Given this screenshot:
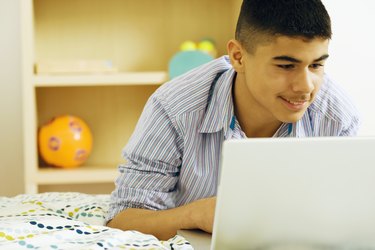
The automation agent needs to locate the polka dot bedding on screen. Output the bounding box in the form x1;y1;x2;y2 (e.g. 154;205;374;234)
0;192;193;249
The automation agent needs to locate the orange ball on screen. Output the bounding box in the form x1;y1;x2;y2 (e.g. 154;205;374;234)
38;115;93;168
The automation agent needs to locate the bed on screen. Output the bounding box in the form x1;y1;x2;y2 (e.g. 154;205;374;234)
0;192;193;249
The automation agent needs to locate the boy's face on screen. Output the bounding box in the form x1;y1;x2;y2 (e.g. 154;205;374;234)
236;36;329;124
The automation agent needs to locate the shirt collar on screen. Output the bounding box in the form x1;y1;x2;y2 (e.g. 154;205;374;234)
275;110;315;138
295;109;314;137
198;66;236;135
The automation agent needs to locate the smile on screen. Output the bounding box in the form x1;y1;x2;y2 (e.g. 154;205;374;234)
284;98;308;105
280;97;309;111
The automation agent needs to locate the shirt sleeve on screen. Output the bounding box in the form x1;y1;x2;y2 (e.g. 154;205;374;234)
106;93;183;223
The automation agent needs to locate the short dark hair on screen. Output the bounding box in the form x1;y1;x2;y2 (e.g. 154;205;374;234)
235;0;332;53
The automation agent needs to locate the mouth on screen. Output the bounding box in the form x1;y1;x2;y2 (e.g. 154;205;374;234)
280;96;310;111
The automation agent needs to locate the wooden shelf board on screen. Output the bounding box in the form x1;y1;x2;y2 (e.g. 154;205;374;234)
34;166;119;185
33;71;168;87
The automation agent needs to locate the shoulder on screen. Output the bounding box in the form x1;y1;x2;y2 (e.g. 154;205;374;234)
151;56;232;117
309;74;360;128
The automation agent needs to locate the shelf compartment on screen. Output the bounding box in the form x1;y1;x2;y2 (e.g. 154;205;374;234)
34;0;241;72
36;85;159;168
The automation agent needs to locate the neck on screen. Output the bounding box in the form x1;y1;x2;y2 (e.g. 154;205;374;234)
233;74;282;138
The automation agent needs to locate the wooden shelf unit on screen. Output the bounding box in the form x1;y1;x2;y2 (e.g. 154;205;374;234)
21;0;242;194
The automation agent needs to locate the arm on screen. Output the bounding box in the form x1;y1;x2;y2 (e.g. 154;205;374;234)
107;94;214;240
107;196;216;240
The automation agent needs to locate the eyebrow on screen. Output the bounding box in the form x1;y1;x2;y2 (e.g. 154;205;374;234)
272;54;329;63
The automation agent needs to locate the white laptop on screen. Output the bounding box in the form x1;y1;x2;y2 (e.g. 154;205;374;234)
211;136;375;250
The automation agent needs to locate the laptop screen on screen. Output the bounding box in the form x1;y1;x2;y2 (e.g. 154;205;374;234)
211;137;375;250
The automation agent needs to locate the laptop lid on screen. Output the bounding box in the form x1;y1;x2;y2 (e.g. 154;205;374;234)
211;137;375;250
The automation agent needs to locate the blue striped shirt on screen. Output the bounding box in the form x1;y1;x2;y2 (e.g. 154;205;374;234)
107;56;360;222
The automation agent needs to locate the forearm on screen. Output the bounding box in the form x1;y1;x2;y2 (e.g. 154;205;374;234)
107;197;215;240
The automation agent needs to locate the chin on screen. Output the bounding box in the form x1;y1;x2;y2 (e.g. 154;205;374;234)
278;111;306;123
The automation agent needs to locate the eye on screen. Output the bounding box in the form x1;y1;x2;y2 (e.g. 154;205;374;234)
277;64;295;70
310;63;324;69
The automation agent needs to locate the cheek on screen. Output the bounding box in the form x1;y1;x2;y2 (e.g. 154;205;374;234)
245;65;289;96
265;69;291;92
312;73;325;91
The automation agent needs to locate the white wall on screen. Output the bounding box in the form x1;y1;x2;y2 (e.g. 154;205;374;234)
0;0;24;196
323;0;375;136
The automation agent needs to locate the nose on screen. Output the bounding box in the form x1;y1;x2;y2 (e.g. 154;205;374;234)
291;68;315;93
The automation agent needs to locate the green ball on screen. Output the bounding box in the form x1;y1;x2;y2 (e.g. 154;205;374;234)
198;40;215;52
180;40;197;51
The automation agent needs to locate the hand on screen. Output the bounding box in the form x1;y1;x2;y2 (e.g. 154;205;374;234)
189;196;216;233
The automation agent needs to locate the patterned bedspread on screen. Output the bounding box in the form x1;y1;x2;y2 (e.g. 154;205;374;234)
0;192;193;249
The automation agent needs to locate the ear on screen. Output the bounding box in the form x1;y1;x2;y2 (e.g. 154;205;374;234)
227;39;245;73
